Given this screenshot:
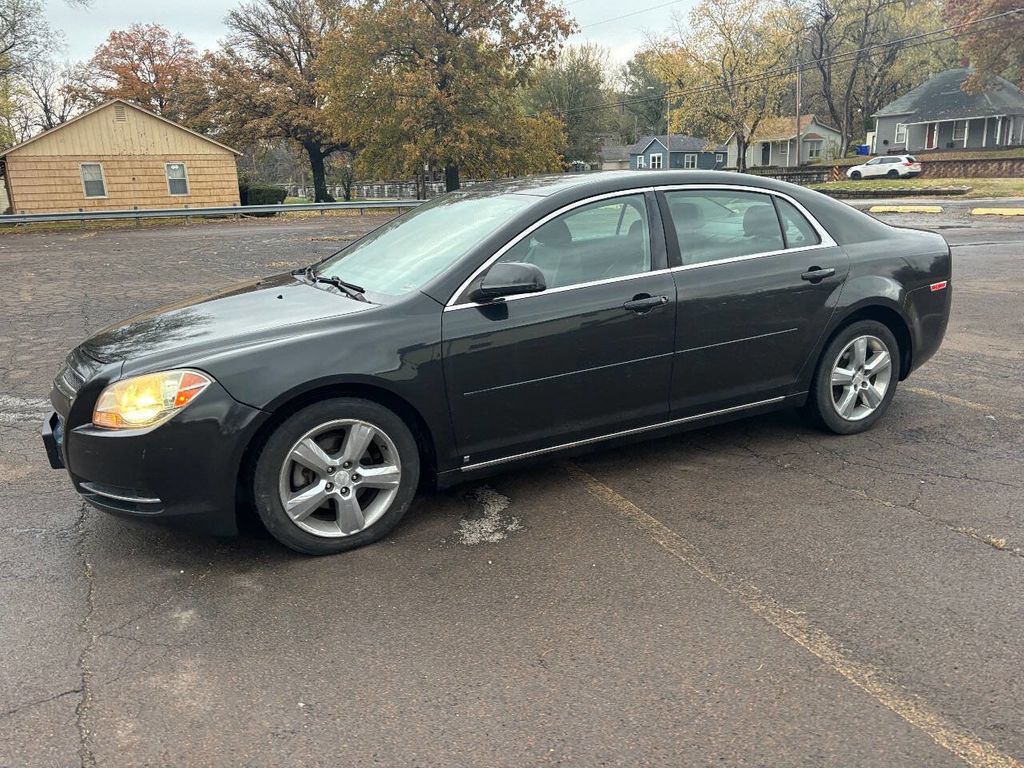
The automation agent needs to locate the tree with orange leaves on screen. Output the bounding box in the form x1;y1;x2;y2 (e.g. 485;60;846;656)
88;23;204;124
944;0;1023;88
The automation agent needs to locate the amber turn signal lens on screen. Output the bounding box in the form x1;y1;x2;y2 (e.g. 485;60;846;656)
92;370;212;430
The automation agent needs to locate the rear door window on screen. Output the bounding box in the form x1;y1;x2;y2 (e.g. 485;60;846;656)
664;190;784;265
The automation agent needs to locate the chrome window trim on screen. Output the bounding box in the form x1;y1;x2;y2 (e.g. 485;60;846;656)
671;242;827;273
655;183;837;249
444;187;657;311
443;182;838;311
459;395;789;471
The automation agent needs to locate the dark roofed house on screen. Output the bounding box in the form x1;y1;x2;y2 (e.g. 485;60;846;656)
872;68;1024;153
629;135;725;171
598;136;630;170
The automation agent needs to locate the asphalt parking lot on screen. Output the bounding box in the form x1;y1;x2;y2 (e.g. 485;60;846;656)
1;208;1022;767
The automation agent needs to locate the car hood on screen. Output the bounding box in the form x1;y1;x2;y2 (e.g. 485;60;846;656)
81;272;374;370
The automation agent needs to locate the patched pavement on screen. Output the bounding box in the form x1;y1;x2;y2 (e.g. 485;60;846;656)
1;213;1022;767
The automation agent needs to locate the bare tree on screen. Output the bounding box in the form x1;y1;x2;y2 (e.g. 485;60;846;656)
0;0;52;76
208;0;349;201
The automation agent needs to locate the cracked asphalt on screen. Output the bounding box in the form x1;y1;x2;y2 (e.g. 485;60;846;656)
0;210;1022;767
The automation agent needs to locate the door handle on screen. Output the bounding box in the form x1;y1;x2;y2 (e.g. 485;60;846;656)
623;294;668;313
801;266;836;282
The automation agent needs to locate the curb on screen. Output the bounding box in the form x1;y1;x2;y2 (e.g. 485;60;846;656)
869;205;943;214
970;208;1024;216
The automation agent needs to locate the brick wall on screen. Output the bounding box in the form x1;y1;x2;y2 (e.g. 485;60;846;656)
916;157;1024;178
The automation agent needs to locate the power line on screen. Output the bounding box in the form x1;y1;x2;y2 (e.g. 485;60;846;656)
546;8;1023;118
578;0;685;29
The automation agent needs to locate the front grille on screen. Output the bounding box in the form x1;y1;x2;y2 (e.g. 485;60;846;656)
54;359;86;399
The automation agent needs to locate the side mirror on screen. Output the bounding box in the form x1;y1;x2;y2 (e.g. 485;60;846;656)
468;262;546;303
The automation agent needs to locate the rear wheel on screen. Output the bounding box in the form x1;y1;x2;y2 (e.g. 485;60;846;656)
253;397;420;555
804;320;901;435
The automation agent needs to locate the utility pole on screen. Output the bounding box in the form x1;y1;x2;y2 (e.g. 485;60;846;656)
794;46;802;168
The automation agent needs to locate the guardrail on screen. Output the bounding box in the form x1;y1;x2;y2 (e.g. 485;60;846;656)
0;200;422;227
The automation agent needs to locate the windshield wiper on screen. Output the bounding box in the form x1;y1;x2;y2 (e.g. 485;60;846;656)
301;266;368;302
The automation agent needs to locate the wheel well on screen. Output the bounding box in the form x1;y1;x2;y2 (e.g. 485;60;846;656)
826;305;913;380
234;384;438;531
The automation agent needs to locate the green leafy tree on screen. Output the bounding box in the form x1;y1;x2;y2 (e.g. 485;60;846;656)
321;0;574;191
523;44;610;166
619;51;669;140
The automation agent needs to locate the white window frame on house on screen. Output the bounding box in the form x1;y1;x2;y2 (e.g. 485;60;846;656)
165;162;190;196
806;140;823;160
683;153;697;169
636;156;646;169
80;163;107;199
952;120;967;146
650;153;663;169
894;123;907;145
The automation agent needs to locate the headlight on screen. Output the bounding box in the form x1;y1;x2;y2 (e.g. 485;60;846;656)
92;369;212;430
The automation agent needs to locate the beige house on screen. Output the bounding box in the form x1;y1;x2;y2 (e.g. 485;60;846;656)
726;115;842;168
0;99;241;214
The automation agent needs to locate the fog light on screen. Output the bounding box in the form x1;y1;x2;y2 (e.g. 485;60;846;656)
93;370;212;430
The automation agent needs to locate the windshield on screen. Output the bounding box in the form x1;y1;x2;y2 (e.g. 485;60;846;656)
316;192;533;297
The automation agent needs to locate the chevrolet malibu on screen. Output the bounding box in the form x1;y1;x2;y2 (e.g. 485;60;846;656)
42;171;951;555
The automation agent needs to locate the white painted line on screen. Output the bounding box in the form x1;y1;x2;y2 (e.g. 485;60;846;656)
905;387;1021;420
566;463;1023;768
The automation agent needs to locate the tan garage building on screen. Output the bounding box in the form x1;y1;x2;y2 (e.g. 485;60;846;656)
0;99;241;214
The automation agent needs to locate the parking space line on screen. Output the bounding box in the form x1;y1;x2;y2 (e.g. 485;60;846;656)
566;462;1023;768
905;387;1021;420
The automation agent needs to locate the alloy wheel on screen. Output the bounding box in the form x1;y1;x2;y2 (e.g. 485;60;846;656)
277;419;402;538
829;335;893;421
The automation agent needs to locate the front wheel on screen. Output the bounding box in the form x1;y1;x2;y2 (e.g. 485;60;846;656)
804;320;901;435
253;397;420;555
850;170;862;180
887;169;899;178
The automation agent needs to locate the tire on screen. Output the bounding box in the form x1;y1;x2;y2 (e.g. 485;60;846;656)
253;397;420;555
887;169;899;178
803;320;901;435
850;170;862;180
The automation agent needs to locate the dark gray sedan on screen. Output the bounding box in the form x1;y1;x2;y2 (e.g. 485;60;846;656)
43;171;952;554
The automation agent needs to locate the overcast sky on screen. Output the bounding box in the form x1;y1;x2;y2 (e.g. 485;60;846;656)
44;0;697;68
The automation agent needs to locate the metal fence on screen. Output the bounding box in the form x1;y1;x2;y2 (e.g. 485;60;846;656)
0;200;422;227
740;167;835;185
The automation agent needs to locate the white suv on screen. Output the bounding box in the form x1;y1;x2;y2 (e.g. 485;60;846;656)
847;155;922;180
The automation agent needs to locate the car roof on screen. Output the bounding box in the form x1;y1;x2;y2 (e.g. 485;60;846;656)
460;170;787;199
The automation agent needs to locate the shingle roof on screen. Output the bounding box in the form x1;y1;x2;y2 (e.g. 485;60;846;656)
599;137;630;163
873;68;1024;121
628;135;712;154
751;115;836;142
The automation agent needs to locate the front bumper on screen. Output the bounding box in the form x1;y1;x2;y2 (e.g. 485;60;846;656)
43;381;268;536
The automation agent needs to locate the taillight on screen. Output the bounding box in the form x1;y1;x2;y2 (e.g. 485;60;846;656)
902;162;913;166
